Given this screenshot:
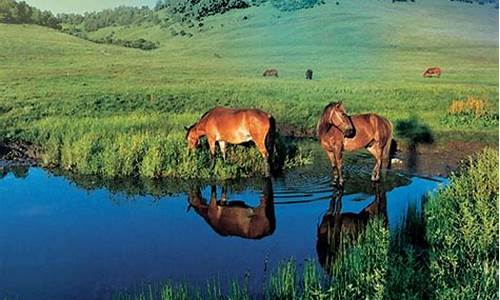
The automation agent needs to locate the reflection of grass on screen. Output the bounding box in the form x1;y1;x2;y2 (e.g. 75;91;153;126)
113;148;498;300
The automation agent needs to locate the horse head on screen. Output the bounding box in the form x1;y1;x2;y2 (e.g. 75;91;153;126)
185;124;200;150
325;102;354;137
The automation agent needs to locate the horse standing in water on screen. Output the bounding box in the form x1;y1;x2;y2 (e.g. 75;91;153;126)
317;102;393;185
186;107;275;177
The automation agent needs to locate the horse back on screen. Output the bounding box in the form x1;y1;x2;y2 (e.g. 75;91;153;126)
345;114;392;150
203;107;273;143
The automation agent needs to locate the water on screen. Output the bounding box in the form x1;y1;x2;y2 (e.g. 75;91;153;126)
0;162;446;300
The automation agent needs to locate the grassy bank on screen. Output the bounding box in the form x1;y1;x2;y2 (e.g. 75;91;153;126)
0;0;497;178
19;113;312;179
112;148;498;299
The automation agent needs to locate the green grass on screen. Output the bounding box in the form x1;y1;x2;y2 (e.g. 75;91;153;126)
18;113;311;179
425;148;499;299
0;0;498;178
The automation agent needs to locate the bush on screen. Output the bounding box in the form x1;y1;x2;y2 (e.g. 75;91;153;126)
425;148;499;299
269;0;324;11
442;97;498;129
161;0;250;21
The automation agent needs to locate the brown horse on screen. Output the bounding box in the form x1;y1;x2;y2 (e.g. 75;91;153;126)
186;107;275;176
263;69;279;77
422;67;441;78
187;179;275;239
317;102;393;184
316;184;387;272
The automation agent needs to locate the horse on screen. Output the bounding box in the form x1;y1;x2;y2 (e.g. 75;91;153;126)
187;179;275;239
263;69;279;77
185;107;276;177
317;102;393;185
316;183;387;272
422;67;441;78
306;69;312;80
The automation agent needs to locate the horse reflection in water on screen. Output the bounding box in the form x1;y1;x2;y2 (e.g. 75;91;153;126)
316;183;387;272
187;179;275;239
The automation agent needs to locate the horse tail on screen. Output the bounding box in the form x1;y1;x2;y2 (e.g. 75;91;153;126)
383;120;394;169
265;115;276;159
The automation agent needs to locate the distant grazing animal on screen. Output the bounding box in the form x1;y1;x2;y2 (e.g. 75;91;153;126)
422;67;441;78
317;102;393;185
186;107;275;177
317;184;387;271
305;69;313;80
187;179;275;239
263;69;279;77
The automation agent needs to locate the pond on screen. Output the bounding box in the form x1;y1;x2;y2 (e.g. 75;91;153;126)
0;157;446;300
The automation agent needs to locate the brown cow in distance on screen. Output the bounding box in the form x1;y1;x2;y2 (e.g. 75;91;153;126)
422;67;441;78
263;68;278;77
187;179;275;239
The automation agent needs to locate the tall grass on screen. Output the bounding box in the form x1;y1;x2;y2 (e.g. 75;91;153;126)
425;148;499;299
23;113;311;179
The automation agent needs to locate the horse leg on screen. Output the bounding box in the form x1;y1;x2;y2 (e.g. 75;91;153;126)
256;141;271;177
326;151;338;183
218;141;227;161
208;137;217;168
221;185;227;204
334;149;344;186
367;144;382;182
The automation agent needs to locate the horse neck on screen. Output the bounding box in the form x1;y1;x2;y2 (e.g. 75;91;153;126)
192;120;206;137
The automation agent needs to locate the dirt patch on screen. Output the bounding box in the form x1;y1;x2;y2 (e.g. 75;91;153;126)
392;141;496;177
0;140;41;169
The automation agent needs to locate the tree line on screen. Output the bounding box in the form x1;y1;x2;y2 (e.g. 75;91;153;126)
58;6;159;32
0;0;61;29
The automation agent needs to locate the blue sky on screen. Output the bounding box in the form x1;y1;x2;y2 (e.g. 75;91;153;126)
23;0;158;14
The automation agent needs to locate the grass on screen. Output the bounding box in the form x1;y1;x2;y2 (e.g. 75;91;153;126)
0;2;498;177
18;113;312;179
425;148;499;299
110;147;498;299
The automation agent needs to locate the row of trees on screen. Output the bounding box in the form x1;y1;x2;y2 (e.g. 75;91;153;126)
0;0;61;29
155;0;249;22
58;6;159;32
153;0;324;20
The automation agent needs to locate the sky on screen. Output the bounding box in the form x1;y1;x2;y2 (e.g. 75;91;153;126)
23;0;158;14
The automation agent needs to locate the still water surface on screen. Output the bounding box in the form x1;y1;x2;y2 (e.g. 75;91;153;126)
0;163;445;300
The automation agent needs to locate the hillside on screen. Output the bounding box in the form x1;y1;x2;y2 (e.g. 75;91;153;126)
0;0;498;178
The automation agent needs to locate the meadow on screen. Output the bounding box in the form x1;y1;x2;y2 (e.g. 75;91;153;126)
0;0;498;179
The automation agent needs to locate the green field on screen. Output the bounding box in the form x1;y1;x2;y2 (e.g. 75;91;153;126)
0;0;498;179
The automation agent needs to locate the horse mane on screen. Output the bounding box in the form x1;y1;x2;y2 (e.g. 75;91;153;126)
316;102;342;136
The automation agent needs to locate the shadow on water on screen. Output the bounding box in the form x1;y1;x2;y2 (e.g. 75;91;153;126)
316;183;387;273
187;179;275;239
395;117;434;173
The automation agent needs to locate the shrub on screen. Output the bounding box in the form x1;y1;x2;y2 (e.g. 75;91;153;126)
425;148;499;299
442;97;498;129
270;0;324;11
